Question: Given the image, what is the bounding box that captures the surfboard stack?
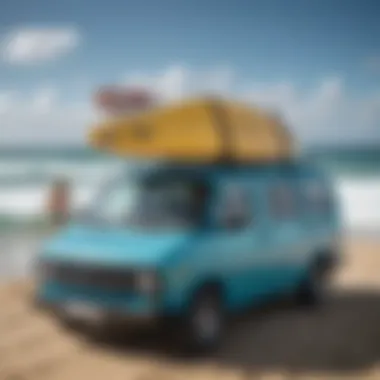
[89,89,296,163]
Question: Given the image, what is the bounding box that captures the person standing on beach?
[47,178,70,226]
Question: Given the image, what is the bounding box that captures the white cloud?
[124,65,235,102]
[0,65,379,146]
[1,27,80,64]
[0,88,94,145]
[0,92,15,114]
[30,87,58,113]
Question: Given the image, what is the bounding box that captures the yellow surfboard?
[88,97,296,163]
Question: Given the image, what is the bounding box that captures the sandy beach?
[1,235,380,380]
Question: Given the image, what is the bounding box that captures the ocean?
[0,146,379,233]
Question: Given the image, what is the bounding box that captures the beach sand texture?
[1,237,380,380]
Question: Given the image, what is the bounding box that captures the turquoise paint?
[42,224,192,267]
[36,161,340,319]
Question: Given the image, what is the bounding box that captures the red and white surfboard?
[94,86,158,115]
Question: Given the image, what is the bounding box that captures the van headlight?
[134,270,160,294]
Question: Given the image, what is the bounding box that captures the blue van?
[35,160,341,352]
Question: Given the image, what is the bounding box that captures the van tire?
[58,314,88,333]
[177,284,225,354]
[295,260,331,307]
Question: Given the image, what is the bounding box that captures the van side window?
[305,181,332,215]
[269,182,297,220]
[218,183,252,229]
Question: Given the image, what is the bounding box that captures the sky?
[0,0,379,146]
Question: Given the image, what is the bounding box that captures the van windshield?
[80,175,208,229]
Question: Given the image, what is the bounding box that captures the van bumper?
[34,283,160,328]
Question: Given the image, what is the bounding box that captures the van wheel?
[179,285,225,354]
[295,262,331,307]
[58,314,87,333]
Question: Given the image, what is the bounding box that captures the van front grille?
[47,262,136,290]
